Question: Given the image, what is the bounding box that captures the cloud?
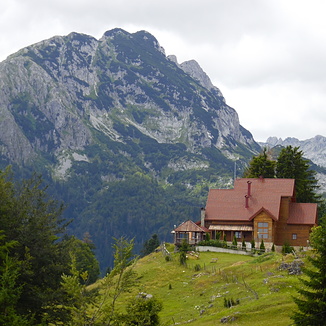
[1,0,326,142]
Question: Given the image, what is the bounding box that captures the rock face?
[263,136,326,168]
[0,28,259,171]
[261,136,326,193]
[0,29,261,270]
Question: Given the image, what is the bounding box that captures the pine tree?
[260,239,265,253]
[141,234,160,257]
[232,235,238,249]
[292,220,326,324]
[243,148,275,178]
[276,146,320,203]
[0,170,70,324]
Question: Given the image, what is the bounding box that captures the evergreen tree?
[292,220,326,324]
[242,239,246,251]
[276,146,319,203]
[260,239,265,253]
[141,234,160,257]
[232,235,238,249]
[271,243,275,252]
[251,239,255,251]
[243,148,276,178]
[0,169,71,324]
[179,240,189,266]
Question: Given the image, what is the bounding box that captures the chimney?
[247,181,252,197]
[200,207,206,227]
[245,195,249,208]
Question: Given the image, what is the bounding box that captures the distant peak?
[179,59,224,99]
[167,55,178,64]
[101,28,130,40]
[133,30,165,55]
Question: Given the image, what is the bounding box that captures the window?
[292,233,297,240]
[257,222,269,239]
[235,231,242,239]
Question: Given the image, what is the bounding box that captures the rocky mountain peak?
[0,28,259,172]
[167,55,225,102]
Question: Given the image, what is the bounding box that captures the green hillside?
[115,246,306,325]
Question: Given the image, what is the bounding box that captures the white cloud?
[1,0,326,142]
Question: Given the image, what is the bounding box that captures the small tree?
[232,235,238,249]
[179,240,189,266]
[260,239,265,253]
[271,243,275,252]
[282,242,294,254]
[242,239,246,251]
[292,220,326,324]
[251,239,255,251]
[141,234,160,257]
[222,234,227,248]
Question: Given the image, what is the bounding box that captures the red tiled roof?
[288,202,317,225]
[205,178,295,222]
[174,220,208,233]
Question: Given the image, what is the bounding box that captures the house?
[172,220,209,246]
[173,178,317,248]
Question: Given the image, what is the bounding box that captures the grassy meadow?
[114,244,308,325]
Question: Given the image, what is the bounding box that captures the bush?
[197,239,223,248]
[194,264,201,272]
[271,243,275,252]
[232,235,238,249]
[251,239,255,251]
[282,242,294,254]
[224,297,240,308]
[260,239,266,253]
[165,255,171,262]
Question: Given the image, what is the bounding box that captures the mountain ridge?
[0,28,267,269]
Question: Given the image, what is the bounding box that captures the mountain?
[261,136,326,194]
[0,28,260,270]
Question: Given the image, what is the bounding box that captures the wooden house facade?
[173,178,317,248]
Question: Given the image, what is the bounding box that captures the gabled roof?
[288,202,317,225]
[174,220,208,233]
[205,178,296,222]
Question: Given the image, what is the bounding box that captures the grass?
[104,246,308,325]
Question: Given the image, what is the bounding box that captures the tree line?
[243,145,320,204]
[0,167,162,325]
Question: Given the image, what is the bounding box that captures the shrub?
[260,239,266,253]
[194,264,201,272]
[242,239,246,250]
[165,255,171,262]
[271,243,275,252]
[282,242,294,254]
[224,298,240,308]
[251,239,255,251]
[232,235,238,249]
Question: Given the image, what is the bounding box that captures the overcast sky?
[1,0,326,142]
